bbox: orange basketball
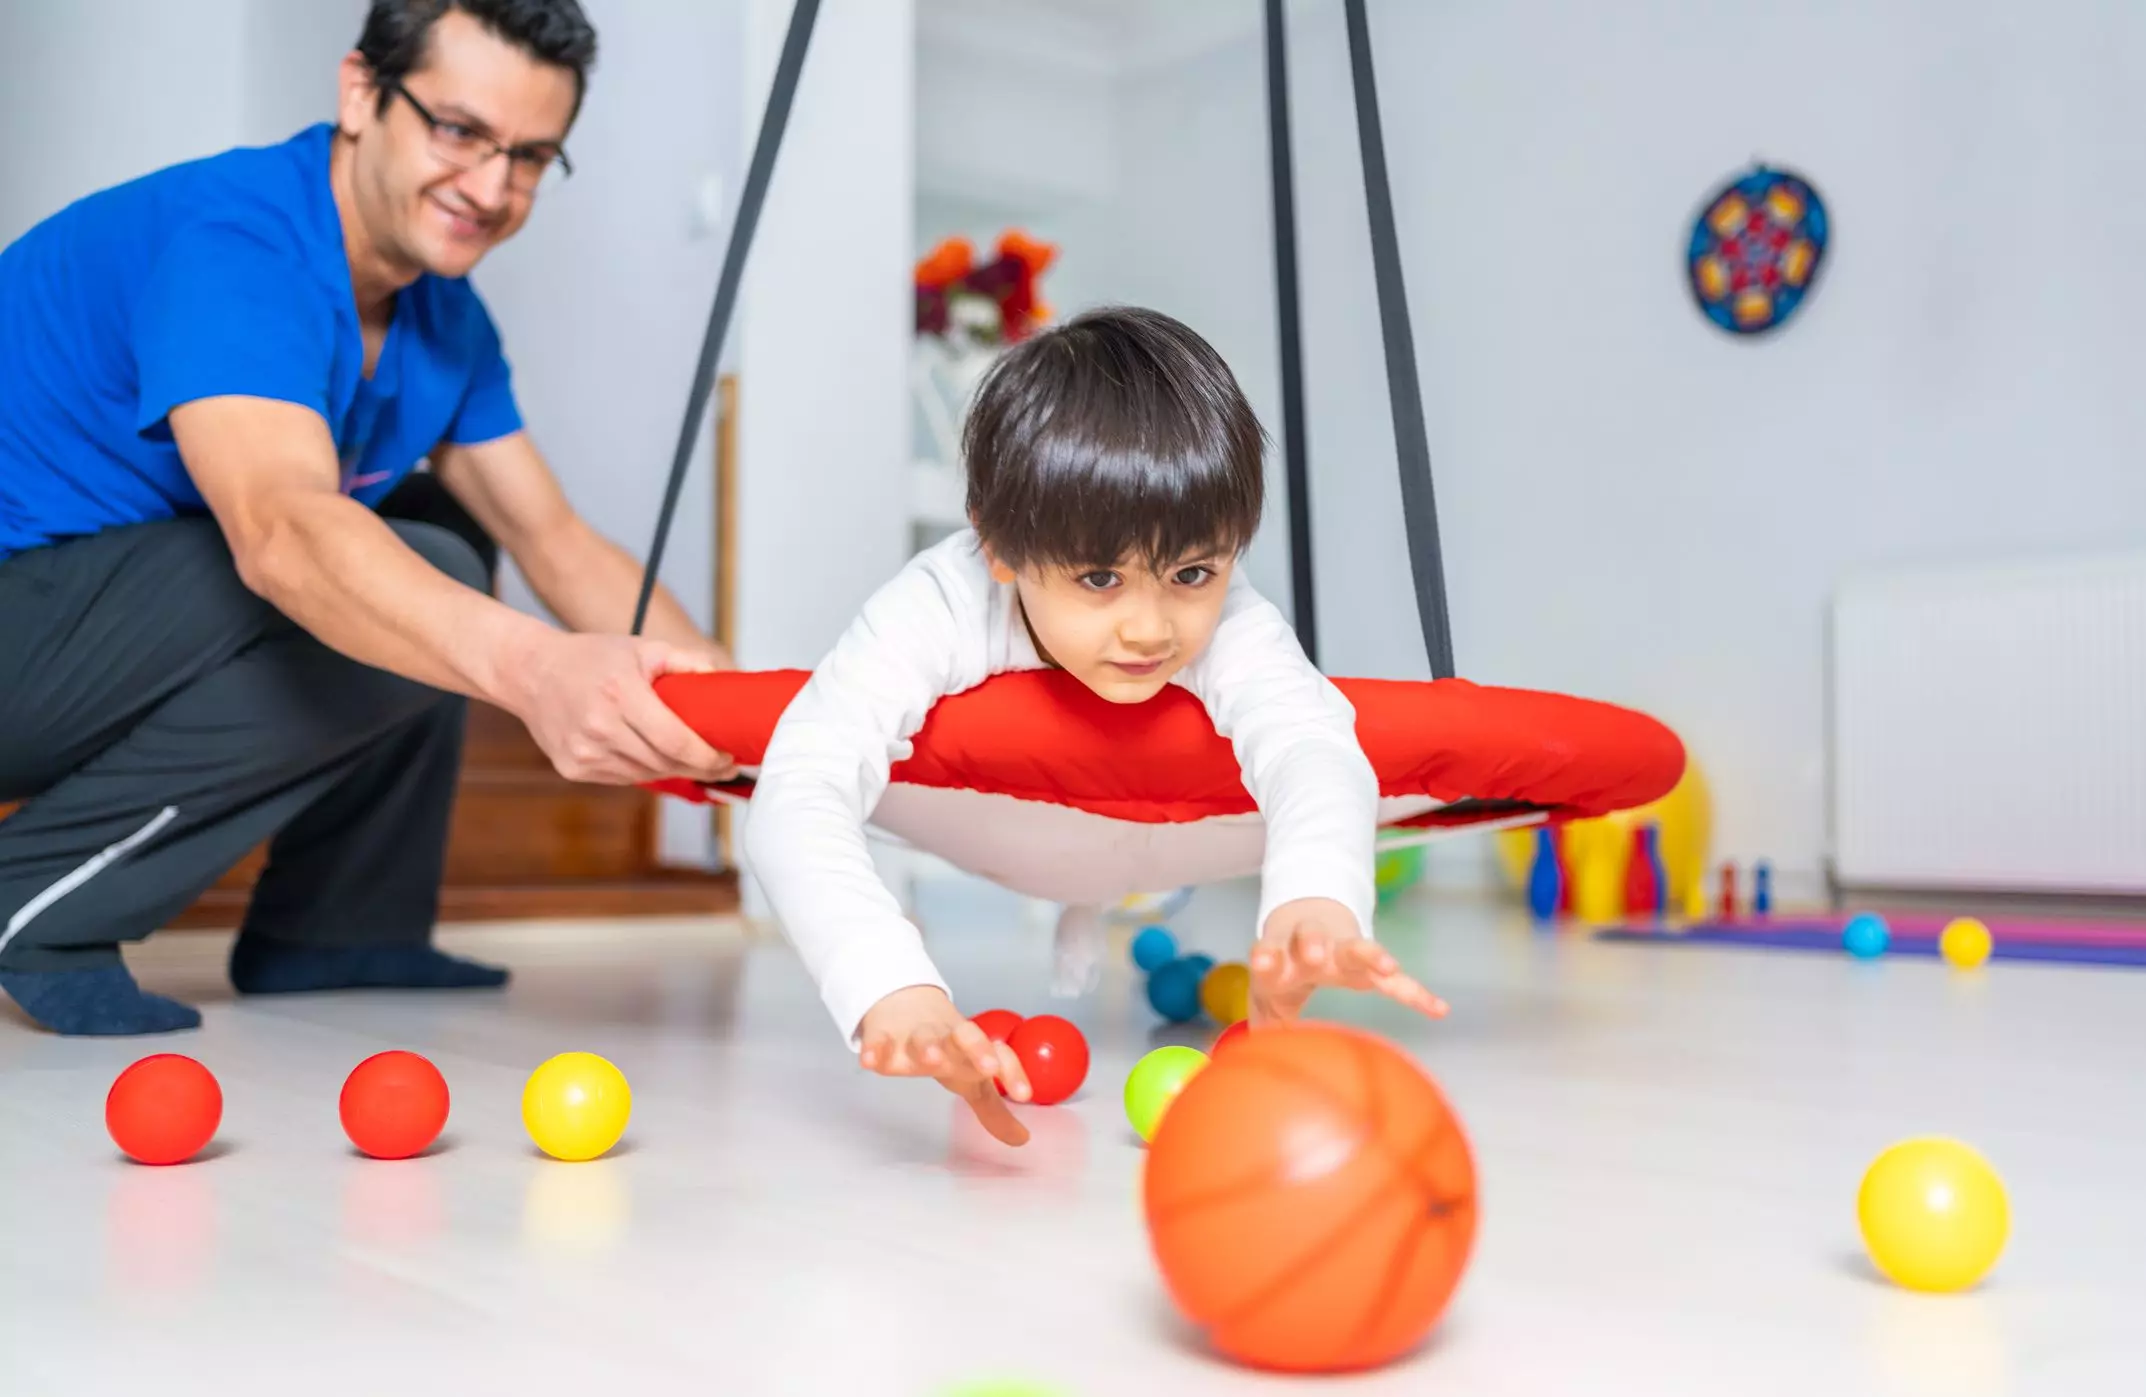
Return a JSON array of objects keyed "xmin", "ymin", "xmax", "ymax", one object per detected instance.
[{"xmin": 1141, "ymin": 1022, "xmax": 1477, "ymax": 1373}]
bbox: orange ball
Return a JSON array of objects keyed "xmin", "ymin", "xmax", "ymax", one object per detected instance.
[
  {"xmin": 106, "ymin": 1054, "xmax": 223, "ymax": 1166},
  {"xmin": 340, "ymin": 1050, "xmax": 451, "ymax": 1160},
  {"xmin": 1143, "ymin": 1023, "xmax": 1477, "ymax": 1373}
]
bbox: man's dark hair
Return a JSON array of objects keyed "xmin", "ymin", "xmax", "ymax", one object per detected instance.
[
  {"xmin": 357, "ymin": 1, "xmax": 598, "ymax": 118},
  {"xmin": 964, "ymin": 307, "xmax": 1267, "ymax": 573}
]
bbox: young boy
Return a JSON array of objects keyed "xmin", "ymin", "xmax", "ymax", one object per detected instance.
[{"xmin": 747, "ymin": 307, "xmax": 1443, "ymax": 1146}]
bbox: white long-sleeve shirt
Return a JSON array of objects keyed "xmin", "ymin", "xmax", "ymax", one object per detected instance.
[{"xmin": 746, "ymin": 530, "xmax": 1379, "ymax": 1044}]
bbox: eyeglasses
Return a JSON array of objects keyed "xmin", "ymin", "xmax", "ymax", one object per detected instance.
[{"xmin": 386, "ymin": 82, "xmax": 572, "ymax": 193}]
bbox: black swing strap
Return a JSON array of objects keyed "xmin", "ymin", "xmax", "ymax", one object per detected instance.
[
  {"xmin": 1341, "ymin": 0, "xmax": 1456, "ymax": 679},
  {"xmin": 632, "ymin": 0, "xmax": 822, "ymax": 635},
  {"xmin": 1263, "ymin": 0, "xmax": 1318, "ymax": 664}
]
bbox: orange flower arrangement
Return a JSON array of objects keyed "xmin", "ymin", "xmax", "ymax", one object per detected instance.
[{"xmin": 915, "ymin": 229, "xmax": 1057, "ymax": 344}]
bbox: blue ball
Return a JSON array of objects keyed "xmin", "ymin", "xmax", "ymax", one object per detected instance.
[
  {"xmin": 1146, "ymin": 958, "xmax": 1206, "ymax": 1022},
  {"xmin": 1180, "ymin": 953, "xmax": 1216, "ymax": 981},
  {"xmin": 1130, "ymin": 925, "xmax": 1179, "ymax": 973},
  {"xmin": 1843, "ymin": 913, "xmax": 1890, "ymax": 959}
]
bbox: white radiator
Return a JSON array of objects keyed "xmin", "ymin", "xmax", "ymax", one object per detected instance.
[{"xmin": 1829, "ymin": 553, "xmax": 2146, "ymax": 895}]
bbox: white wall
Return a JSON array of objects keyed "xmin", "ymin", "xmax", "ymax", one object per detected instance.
[
  {"xmin": 1103, "ymin": 0, "xmax": 2146, "ymax": 888},
  {"xmin": 467, "ymin": 0, "xmax": 747, "ymax": 867},
  {"xmin": 730, "ymin": 0, "xmax": 915, "ymax": 913},
  {"xmin": 0, "ymin": 0, "xmax": 370, "ymax": 248},
  {"xmin": 914, "ymin": 9, "xmax": 1113, "ymax": 212},
  {"xmin": 472, "ymin": 0, "xmax": 742, "ymax": 645},
  {"xmin": 0, "ymin": 0, "xmax": 251, "ymax": 245},
  {"xmin": 732, "ymin": 0, "xmax": 915, "ymax": 670},
  {"xmin": 244, "ymin": 0, "xmax": 369, "ymax": 144}
]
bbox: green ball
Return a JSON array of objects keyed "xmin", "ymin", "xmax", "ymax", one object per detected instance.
[{"xmin": 1124, "ymin": 1045, "xmax": 1211, "ymax": 1143}]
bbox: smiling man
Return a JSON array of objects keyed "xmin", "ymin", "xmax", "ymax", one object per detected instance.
[{"xmin": 0, "ymin": 0, "xmax": 736, "ymax": 1036}]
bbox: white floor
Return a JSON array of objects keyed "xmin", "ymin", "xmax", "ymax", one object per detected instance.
[{"xmin": 2, "ymin": 877, "xmax": 2142, "ymax": 1397}]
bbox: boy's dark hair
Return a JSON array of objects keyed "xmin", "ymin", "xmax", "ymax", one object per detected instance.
[
  {"xmin": 357, "ymin": 1, "xmax": 598, "ymax": 118},
  {"xmin": 964, "ymin": 307, "xmax": 1266, "ymax": 572}
]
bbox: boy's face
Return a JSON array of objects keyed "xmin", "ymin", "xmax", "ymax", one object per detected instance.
[{"xmin": 987, "ymin": 547, "xmax": 1235, "ymax": 704}]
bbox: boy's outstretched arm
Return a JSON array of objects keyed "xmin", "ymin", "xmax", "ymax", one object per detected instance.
[
  {"xmin": 746, "ymin": 560, "xmax": 1033, "ymax": 1143},
  {"xmin": 1182, "ymin": 578, "xmax": 1447, "ymax": 1024}
]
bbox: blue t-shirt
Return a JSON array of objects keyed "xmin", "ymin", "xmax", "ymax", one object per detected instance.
[{"xmin": 0, "ymin": 123, "xmax": 523, "ymax": 562}]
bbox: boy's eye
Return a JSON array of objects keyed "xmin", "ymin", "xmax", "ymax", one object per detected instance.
[
  {"xmin": 1174, "ymin": 565, "xmax": 1216, "ymax": 586},
  {"xmin": 1078, "ymin": 570, "xmax": 1121, "ymax": 591}
]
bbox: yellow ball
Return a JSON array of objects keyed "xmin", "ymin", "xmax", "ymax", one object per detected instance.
[
  {"xmin": 1198, "ymin": 961, "xmax": 1250, "ymax": 1025},
  {"xmin": 1857, "ymin": 1137, "xmax": 2009, "ymax": 1293},
  {"xmin": 522, "ymin": 1052, "xmax": 633, "ymax": 1162},
  {"xmin": 1940, "ymin": 918, "xmax": 1993, "ymax": 970}
]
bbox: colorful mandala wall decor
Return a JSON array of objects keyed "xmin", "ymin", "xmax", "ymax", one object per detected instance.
[{"xmin": 1686, "ymin": 165, "xmax": 1829, "ymax": 336}]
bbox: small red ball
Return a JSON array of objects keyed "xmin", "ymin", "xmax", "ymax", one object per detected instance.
[
  {"xmin": 975, "ymin": 1009, "xmax": 1026, "ymax": 1096},
  {"xmin": 339, "ymin": 1050, "xmax": 450, "ymax": 1160},
  {"xmin": 1008, "ymin": 1014, "xmax": 1090, "ymax": 1106},
  {"xmin": 106, "ymin": 1054, "xmax": 222, "ymax": 1166},
  {"xmin": 1212, "ymin": 1019, "xmax": 1252, "ymax": 1057}
]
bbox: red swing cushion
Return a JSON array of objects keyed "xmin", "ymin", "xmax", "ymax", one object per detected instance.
[{"xmin": 647, "ymin": 669, "xmax": 1682, "ymax": 828}]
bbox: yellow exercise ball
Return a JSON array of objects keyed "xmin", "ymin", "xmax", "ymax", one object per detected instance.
[
  {"xmin": 1857, "ymin": 1137, "xmax": 2010, "ymax": 1293},
  {"xmin": 1497, "ymin": 751, "xmax": 1711, "ymax": 923}
]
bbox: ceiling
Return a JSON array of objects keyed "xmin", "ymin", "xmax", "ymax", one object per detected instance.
[{"xmin": 916, "ymin": 0, "xmax": 1283, "ymax": 77}]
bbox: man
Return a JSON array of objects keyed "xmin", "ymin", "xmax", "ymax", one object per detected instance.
[{"xmin": 0, "ymin": 0, "xmax": 735, "ymax": 1037}]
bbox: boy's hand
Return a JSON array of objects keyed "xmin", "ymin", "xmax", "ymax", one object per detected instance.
[
  {"xmin": 1250, "ymin": 897, "xmax": 1449, "ymax": 1024},
  {"xmin": 857, "ymin": 985, "xmax": 1033, "ymax": 1147}
]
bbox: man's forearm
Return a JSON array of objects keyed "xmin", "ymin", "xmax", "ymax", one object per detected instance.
[
  {"xmin": 246, "ymin": 492, "xmax": 556, "ymax": 705},
  {"xmin": 515, "ymin": 519, "xmax": 726, "ymax": 658}
]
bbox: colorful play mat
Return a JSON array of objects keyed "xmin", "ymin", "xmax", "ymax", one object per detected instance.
[
  {"xmin": 1686, "ymin": 165, "xmax": 1829, "ymax": 335},
  {"xmin": 1597, "ymin": 914, "xmax": 2146, "ymax": 969}
]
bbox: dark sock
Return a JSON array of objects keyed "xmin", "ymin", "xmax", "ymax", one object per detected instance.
[
  {"xmin": 0, "ymin": 965, "xmax": 201, "ymax": 1036},
  {"xmin": 228, "ymin": 937, "xmax": 509, "ymax": 995}
]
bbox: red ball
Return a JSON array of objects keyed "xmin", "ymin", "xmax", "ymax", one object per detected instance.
[
  {"xmin": 974, "ymin": 1010, "xmax": 1026, "ymax": 1098},
  {"xmin": 1212, "ymin": 1019, "xmax": 1252, "ymax": 1057},
  {"xmin": 339, "ymin": 1050, "xmax": 451, "ymax": 1160},
  {"xmin": 1007, "ymin": 1014, "xmax": 1090, "ymax": 1106},
  {"xmin": 106, "ymin": 1054, "xmax": 222, "ymax": 1166}
]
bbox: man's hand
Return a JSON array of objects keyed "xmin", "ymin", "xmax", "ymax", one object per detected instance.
[
  {"xmin": 1250, "ymin": 897, "xmax": 1448, "ymax": 1025},
  {"xmin": 505, "ymin": 631, "xmax": 739, "ymax": 785},
  {"xmin": 663, "ymin": 635, "xmax": 735, "ymax": 673},
  {"xmin": 857, "ymin": 985, "xmax": 1033, "ymax": 1147}
]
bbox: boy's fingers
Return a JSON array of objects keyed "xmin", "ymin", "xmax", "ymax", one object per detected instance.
[
  {"xmin": 949, "ymin": 1021, "xmax": 1028, "ymax": 1100},
  {"xmin": 907, "ymin": 1023, "xmax": 954, "ymax": 1074},
  {"xmin": 963, "ymin": 1081, "xmax": 1032, "ymax": 1147},
  {"xmin": 1377, "ymin": 972, "xmax": 1449, "ymax": 1019},
  {"xmin": 1338, "ymin": 939, "xmax": 1400, "ymax": 978},
  {"xmin": 992, "ymin": 1043, "xmax": 1033, "ymax": 1102},
  {"xmin": 1251, "ymin": 982, "xmax": 1310, "ymax": 1024}
]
